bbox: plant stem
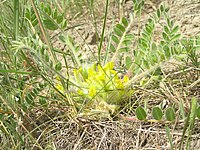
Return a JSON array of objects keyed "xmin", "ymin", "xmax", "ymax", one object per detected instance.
[
  {"xmin": 98, "ymin": 0, "xmax": 109, "ymax": 64},
  {"xmin": 14, "ymin": 0, "xmax": 19, "ymax": 40}
]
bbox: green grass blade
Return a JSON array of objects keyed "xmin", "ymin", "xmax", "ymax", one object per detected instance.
[
  {"xmin": 165, "ymin": 125, "xmax": 174, "ymax": 150},
  {"xmin": 0, "ymin": 69, "xmax": 31, "ymax": 74},
  {"xmin": 98, "ymin": 0, "xmax": 109, "ymax": 64},
  {"xmin": 14, "ymin": 0, "xmax": 19, "ymax": 40},
  {"xmin": 186, "ymin": 97, "xmax": 197, "ymax": 149}
]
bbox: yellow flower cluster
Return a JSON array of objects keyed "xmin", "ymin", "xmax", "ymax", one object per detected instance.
[
  {"xmin": 55, "ymin": 62, "xmax": 132, "ymax": 118},
  {"xmin": 74, "ymin": 62, "xmax": 129, "ymax": 98}
]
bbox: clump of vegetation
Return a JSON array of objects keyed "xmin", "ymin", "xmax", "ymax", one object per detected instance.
[{"xmin": 56, "ymin": 61, "xmax": 132, "ymax": 119}]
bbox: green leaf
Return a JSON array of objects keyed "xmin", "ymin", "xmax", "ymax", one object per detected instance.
[
  {"xmin": 190, "ymin": 97, "xmax": 198, "ymax": 123},
  {"xmin": 32, "ymin": 19, "xmax": 38, "ymax": 27},
  {"xmin": 21, "ymin": 103, "xmax": 28, "ymax": 112},
  {"xmin": 40, "ymin": 47, "xmax": 45, "ymax": 55},
  {"xmin": 125, "ymin": 34, "xmax": 134, "ymax": 40},
  {"xmin": 152, "ymin": 67, "xmax": 162, "ymax": 76},
  {"xmin": 50, "ymin": 60, "xmax": 53, "ymax": 67},
  {"xmin": 157, "ymin": 49, "xmax": 166, "ymax": 61},
  {"xmin": 171, "ymin": 25, "xmax": 179, "ymax": 34},
  {"xmin": 112, "ymin": 35, "xmax": 119, "ymax": 43},
  {"xmin": 53, "ymin": 9, "xmax": 58, "ymax": 19},
  {"xmin": 116, "ymin": 24, "xmax": 125, "ymax": 32},
  {"xmin": 150, "ymin": 52, "xmax": 158, "ymax": 63},
  {"xmin": 162, "ymin": 32, "xmax": 170, "ymax": 41},
  {"xmin": 25, "ymin": 9, "xmax": 31, "ymax": 19},
  {"xmin": 45, "ymin": 5, "xmax": 52, "ymax": 15},
  {"xmin": 142, "ymin": 32, "xmax": 150, "ymax": 40},
  {"xmin": 165, "ymin": 7, "xmax": 170, "ymax": 13},
  {"xmin": 157, "ymin": 9, "xmax": 161, "ymax": 18},
  {"xmin": 196, "ymin": 106, "xmax": 200, "ymax": 119},
  {"xmin": 152, "ymin": 12, "xmax": 159, "ymax": 22},
  {"xmin": 61, "ymin": 20, "xmax": 67, "ymax": 29},
  {"xmin": 136, "ymin": 106, "xmax": 147, "ymax": 120},
  {"xmin": 151, "ymin": 42, "xmax": 157, "ymax": 51},
  {"xmin": 139, "ymin": 37, "xmax": 148, "ymax": 44},
  {"xmin": 152, "ymin": 107, "xmax": 163, "ymax": 120},
  {"xmin": 135, "ymin": 9, "xmax": 142, "ymax": 16},
  {"xmin": 163, "ymin": 45, "xmax": 171, "ymax": 58},
  {"xmin": 141, "ymin": 41, "xmax": 148, "ymax": 49},
  {"xmin": 39, "ymin": 98, "xmax": 47, "ymax": 107},
  {"xmin": 55, "ymin": 62, "xmax": 62, "ymax": 71},
  {"xmin": 145, "ymin": 25, "xmax": 152, "ymax": 34},
  {"xmin": 45, "ymin": 54, "xmax": 49, "ymax": 62},
  {"xmin": 59, "ymin": 35, "xmax": 66, "ymax": 43},
  {"xmin": 165, "ymin": 126, "xmax": 174, "ymax": 149},
  {"xmin": 110, "ymin": 44, "xmax": 116, "ymax": 52},
  {"xmin": 57, "ymin": 15, "xmax": 64, "ymax": 24},
  {"xmin": 114, "ymin": 27, "xmax": 123, "ymax": 37},
  {"xmin": 164, "ymin": 26, "xmax": 170, "ymax": 35},
  {"xmin": 33, "ymin": 88, "xmax": 39, "ymax": 95},
  {"xmin": 39, "ymin": 83, "xmax": 44, "ymax": 88},
  {"xmin": 165, "ymin": 107, "xmax": 175, "ymax": 121},
  {"xmin": 31, "ymin": 14, "xmax": 37, "ymax": 21},
  {"xmin": 148, "ymin": 18, "xmax": 153, "ymax": 23},
  {"xmin": 30, "ymin": 91, "xmax": 37, "ymax": 97},
  {"xmin": 160, "ymin": 5, "xmax": 164, "ymax": 12},
  {"xmin": 171, "ymin": 34, "xmax": 181, "ymax": 41},
  {"xmin": 41, "ymin": 2, "xmax": 44, "ymax": 9},
  {"xmin": 170, "ymin": 20, "xmax": 174, "ymax": 27},
  {"xmin": 167, "ymin": 18, "xmax": 172, "ymax": 28},
  {"xmin": 179, "ymin": 101, "xmax": 186, "ymax": 119},
  {"xmin": 160, "ymin": 40, "xmax": 165, "ymax": 46},
  {"xmin": 142, "ymin": 58, "xmax": 150, "ymax": 69},
  {"xmin": 122, "ymin": 40, "xmax": 132, "ymax": 46},
  {"xmin": 26, "ymin": 94, "xmax": 34, "ymax": 105},
  {"xmin": 125, "ymin": 56, "xmax": 132, "ymax": 69},
  {"xmin": 119, "ymin": 47, "xmax": 130, "ymax": 52},
  {"xmin": 122, "ymin": 17, "xmax": 128, "ymax": 27},
  {"xmin": 43, "ymin": 19, "xmax": 58, "ymax": 30}
]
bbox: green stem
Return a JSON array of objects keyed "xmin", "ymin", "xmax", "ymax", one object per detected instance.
[
  {"xmin": 98, "ymin": 0, "xmax": 109, "ymax": 64},
  {"xmin": 14, "ymin": 0, "xmax": 19, "ymax": 40}
]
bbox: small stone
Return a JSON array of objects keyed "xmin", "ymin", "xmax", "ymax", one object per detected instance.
[{"xmin": 193, "ymin": 16, "xmax": 200, "ymax": 27}]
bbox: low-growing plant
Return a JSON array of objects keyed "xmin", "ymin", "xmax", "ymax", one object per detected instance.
[
  {"xmin": 56, "ymin": 61, "xmax": 133, "ymax": 119},
  {"xmin": 55, "ymin": 2, "xmax": 196, "ymax": 120}
]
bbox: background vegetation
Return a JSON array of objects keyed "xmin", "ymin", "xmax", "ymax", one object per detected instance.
[{"xmin": 0, "ymin": 0, "xmax": 199, "ymax": 149}]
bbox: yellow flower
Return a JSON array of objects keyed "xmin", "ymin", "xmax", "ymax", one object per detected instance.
[
  {"xmin": 123, "ymin": 75, "xmax": 129, "ymax": 83},
  {"xmin": 89, "ymin": 85, "xmax": 96, "ymax": 97},
  {"xmin": 56, "ymin": 84, "xmax": 64, "ymax": 92},
  {"xmin": 55, "ymin": 75, "xmax": 61, "ymax": 81},
  {"xmin": 115, "ymin": 79, "xmax": 124, "ymax": 89},
  {"xmin": 104, "ymin": 62, "xmax": 114, "ymax": 70},
  {"xmin": 88, "ymin": 67, "xmax": 96, "ymax": 77},
  {"xmin": 110, "ymin": 69, "xmax": 117, "ymax": 75},
  {"xmin": 78, "ymin": 89, "xmax": 84, "ymax": 95}
]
